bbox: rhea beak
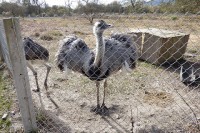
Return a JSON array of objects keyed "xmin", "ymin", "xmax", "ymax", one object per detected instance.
[
  {"xmin": 103, "ymin": 24, "xmax": 113, "ymax": 29},
  {"xmin": 107, "ymin": 24, "xmax": 113, "ymax": 28}
]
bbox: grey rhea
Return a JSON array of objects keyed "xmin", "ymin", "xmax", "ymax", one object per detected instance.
[
  {"xmin": 180, "ymin": 64, "xmax": 200, "ymax": 86},
  {"xmin": 56, "ymin": 20, "xmax": 137, "ymax": 115},
  {"xmin": 23, "ymin": 37, "xmax": 51, "ymax": 92}
]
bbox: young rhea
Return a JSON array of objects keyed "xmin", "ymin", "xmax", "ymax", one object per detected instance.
[
  {"xmin": 23, "ymin": 37, "xmax": 51, "ymax": 92},
  {"xmin": 56, "ymin": 20, "xmax": 137, "ymax": 115}
]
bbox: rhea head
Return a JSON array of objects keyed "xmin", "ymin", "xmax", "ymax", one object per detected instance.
[{"xmin": 93, "ymin": 20, "xmax": 112, "ymax": 35}]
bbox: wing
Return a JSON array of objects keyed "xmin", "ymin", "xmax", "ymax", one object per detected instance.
[
  {"xmin": 56, "ymin": 35, "xmax": 92, "ymax": 73},
  {"xmin": 102, "ymin": 33, "xmax": 138, "ymax": 74},
  {"xmin": 23, "ymin": 37, "xmax": 49, "ymax": 61}
]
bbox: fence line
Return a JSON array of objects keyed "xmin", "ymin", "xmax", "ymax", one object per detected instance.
[
  {"xmin": 0, "ymin": 20, "xmax": 12, "ymax": 74},
  {"xmin": 0, "ymin": 18, "xmax": 37, "ymax": 132},
  {"xmin": 0, "ymin": 14, "xmax": 200, "ymax": 132}
]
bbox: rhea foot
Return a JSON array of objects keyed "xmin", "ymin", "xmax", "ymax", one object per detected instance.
[
  {"xmin": 100, "ymin": 103, "xmax": 109, "ymax": 116},
  {"xmin": 91, "ymin": 105, "xmax": 101, "ymax": 114},
  {"xmin": 91, "ymin": 104, "xmax": 109, "ymax": 115},
  {"xmin": 32, "ymin": 88, "xmax": 40, "ymax": 92}
]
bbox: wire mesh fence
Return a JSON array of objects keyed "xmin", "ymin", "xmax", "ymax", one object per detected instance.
[
  {"xmin": 0, "ymin": 12, "xmax": 200, "ymax": 132},
  {"xmin": 0, "ymin": 18, "xmax": 37, "ymax": 132},
  {"xmin": 0, "ymin": 19, "xmax": 20, "ymax": 133}
]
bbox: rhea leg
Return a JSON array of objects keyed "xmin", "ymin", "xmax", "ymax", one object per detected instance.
[
  {"xmin": 96, "ymin": 81, "xmax": 100, "ymax": 108},
  {"xmin": 64, "ymin": 65, "xmax": 72, "ymax": 80},
  {"xmin": 91, "ymin": 81, "xmax": 101, "ymax": 113},
  {"xmin": 101, "ymin": 79, "xmax": 107, "ymax": 106},
  {"xmin": 26, "ymin": 62, "xmax": 40, "ymax": 92},
  {"xmin": 44, "ymin": 62, "xmax": 51, "ymax": 92},
  {"xmin": 101, "ymin": 79, "xmax": 109, "ymax": 115}
]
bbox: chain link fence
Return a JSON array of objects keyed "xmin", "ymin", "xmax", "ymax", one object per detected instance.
[
  {"xmin": 0, "ymin": 12, "xmax": 200, "ymax": 132},
  {"xmin": 0, "ymin": 18, "xmax": 21, "ymax": 133}
]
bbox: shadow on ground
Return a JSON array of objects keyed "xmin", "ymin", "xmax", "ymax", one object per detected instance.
[{"xmin": 36, "ymin": 109, "xmax": 72, "ymax": 133}]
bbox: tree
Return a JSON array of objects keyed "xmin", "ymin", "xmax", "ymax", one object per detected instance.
[
  {"xmin": 130, "ymin": 0, "xmax": 136, "ymax": 10},
  {"xmin": 65, "ymin": 0, "xmax": 73, "ymax": 16},
  {"xmin": 106, "ymin": 1, "xmax": 123, "ymax": 13},
  {"xmin": 122, "ymin": 0, "xmax": 140, "ymax": 9},
  {"xmin": 32, "ymin": 0, "xmax": 45, "ymax": 14},
  {"xmin": 75, "ymin": 0, "xmax": 101, "ymax": 24},
  {"xmin": 1, "ymin": 2, "xmax": 25, "ymax": 16},
  {"xmin": 121, "ymin": 0, "xmax": 145, "ymax": 13},
  {"xmin": 174, "ymin": 0, "xmax": 200, "ymax": 13}
]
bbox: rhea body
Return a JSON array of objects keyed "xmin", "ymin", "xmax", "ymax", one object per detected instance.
[
  {"xmin": 56, "ymin": 20, "xmax": 137, "ymax": 114},
  {"xmin": 23, "ymin": 37, "xmax": 51, "ymax": 92},
  {"xmin": 180, "ymin": 63, "xmax": 200, "ymax": 86}
]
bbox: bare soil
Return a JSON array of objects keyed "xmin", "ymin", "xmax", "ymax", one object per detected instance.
[{"xmin": 18, "ymin": 15, "xmax": 200, "ymax": 132}]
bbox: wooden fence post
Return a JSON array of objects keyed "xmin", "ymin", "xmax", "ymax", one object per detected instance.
[
  {"xmin": 0, "ymin": 43, "xmax": 4, "ymax": 62},
  {"xmin": 3, "ymin": 18, "xmax": 37, "ymax": 132}
]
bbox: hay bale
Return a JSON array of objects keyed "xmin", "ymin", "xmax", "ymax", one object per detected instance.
[{"xmin": 130, "ymin": 28, "xmax": 189, "ymax": 65}]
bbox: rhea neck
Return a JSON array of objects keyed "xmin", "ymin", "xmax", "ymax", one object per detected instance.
[{"xmin": 93, "ymin": 30, "xmax": 105, "ymax": 67}]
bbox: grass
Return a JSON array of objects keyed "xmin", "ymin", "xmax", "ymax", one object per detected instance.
[
  {"xmin": 0, "ymin": 70, "xmax": 12, "ymax": 132},
  {"xmin": 73, "ymin": 31, "xmax": 89, "ymax": 35},
  {"xmin": 171, "ymin": 16, "xmax": 178, "ymax": 21},
  {"xmin": 40, "ymin": 34, "xmax": 54, "ymax": 41},
  {"xmin": 48, "ymin": 30, "xmax": 63, "ymax": 37},
  {"xmin": 40, "ymin": 30, "xmax": 63, "ymax": 41}
]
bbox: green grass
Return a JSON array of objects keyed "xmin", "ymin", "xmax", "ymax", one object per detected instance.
[
  {"xmin": 0, "ymin": 70, "xmax": 12, "ymax": 132},
  {"xmin": 171, "ymin": 16, "xmax": 178, "ymax": 21}
]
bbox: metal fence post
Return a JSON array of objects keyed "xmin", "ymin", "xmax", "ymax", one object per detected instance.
[{"xmin": 3, "ymin": 18, "xmax": 37, "ymax": 132}]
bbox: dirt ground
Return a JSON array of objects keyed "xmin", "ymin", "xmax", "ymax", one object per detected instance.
[{"xmin": 18, "ymin": 15, "xmax": 200, "ymax": 132}]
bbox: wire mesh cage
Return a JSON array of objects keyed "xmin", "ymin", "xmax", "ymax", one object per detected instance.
[{"xmin": 0, "ymin": 10, "xmax": 200, "ymax": 133}]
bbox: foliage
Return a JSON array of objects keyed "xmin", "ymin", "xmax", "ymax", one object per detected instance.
[
  {"xmin": 0, "ymin": 2, "xmax": 25, "ymax": 16},
  {"xmin": 175, "ymin": 0, "xmax": 200, "ymax": 13},
  {"xmin": 0, "ymin": 0, "xmax": 199, "ymax": 18}
]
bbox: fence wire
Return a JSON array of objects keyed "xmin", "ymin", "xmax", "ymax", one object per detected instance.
[
  {"xmin": 0, "ymin": 19, "xmax": 24, "ymax": 133},
  {"xmin": 1, "ymin": 12, "xmax": 200, "ymax": 132}
]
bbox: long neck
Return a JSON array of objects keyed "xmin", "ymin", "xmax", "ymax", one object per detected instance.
[{"xmin": 94, "ymin": 32, "xmax": 105, "ymax": 67}]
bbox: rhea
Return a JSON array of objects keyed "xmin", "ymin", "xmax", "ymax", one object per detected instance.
[
  {"xmin": 23, "ymin": 37, "xmax": 51, "ymax": 92},
  {"xmin": 56, "ymin": 20, "xmax": 137, "ymax": 114},
  {"xmin": 180, "ymin": 64, "xmax": 200, "ymax": 86}
]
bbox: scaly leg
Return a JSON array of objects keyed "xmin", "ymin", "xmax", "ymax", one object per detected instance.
[
  {"xmin": 96, "ymin": 81, "xmax": 100, "ymax": 109},
  {"xmin": 91, "ymin": 81, "xmax": 101, "ymax": 114},
  {"xmin": 26, "ymin": 61, "xmax": 40, "ymax": 92},
  {"xmin": 64, "ymin": 65, "xmax": 71, "ymax": 80},
  {"xmin": 44, "ymin": 62, "xmax": 51, "ymax": 92},
  {"xmin": 101, "ymin": 79, "xmax": 109, "ymax": 115}
]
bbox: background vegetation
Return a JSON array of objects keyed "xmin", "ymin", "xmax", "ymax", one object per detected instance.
[{"xmin": 0, "ymin": 0, "xmax": 199, "ymax": 18}]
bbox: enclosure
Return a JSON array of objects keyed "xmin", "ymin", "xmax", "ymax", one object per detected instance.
[{"xmin": 0, "ymin": 13, "xmax": 200, "ymax": 133}]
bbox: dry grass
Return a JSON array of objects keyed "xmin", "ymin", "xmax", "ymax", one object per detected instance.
[{"xmin": 18, "ymin": 14, "xmax": 200, "ymax": 132}]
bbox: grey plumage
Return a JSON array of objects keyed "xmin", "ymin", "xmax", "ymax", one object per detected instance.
[
  {"xmin": 56, "ymin": 34, "xmax": 137, "ymax": 80},
  {"xmin": 24, "ymin": 37, "xmax": 49, "ymax": 61},
  {"xmin": 23, "ymin": 37, "xmax": 51, "ymax": 92},
  {"xmin": 56, "ymin": 20, "xmax": 137, "ymax": 114},
  {"xmin": 180, "ymin": 63, "xmax": 200, "ymax": 86},
  {"xmin": 56, "ymin": 36, "xmax": 91, "ymax": 73}
]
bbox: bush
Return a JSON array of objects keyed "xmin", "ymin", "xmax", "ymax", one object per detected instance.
[
  {"xmin": 34, "ymin": 32, "xmax": 40, "ymax": 37},
  {"xmin": 171, "ymin": 16, "xmax": 178, "ymax": 21},
  {"xmin": 40, "ymin": 34, "xmax": 53, "ymax": 41},
  {"xmin": 49, "ymin": 30, "xmax": 63, "ymax": 36}
]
